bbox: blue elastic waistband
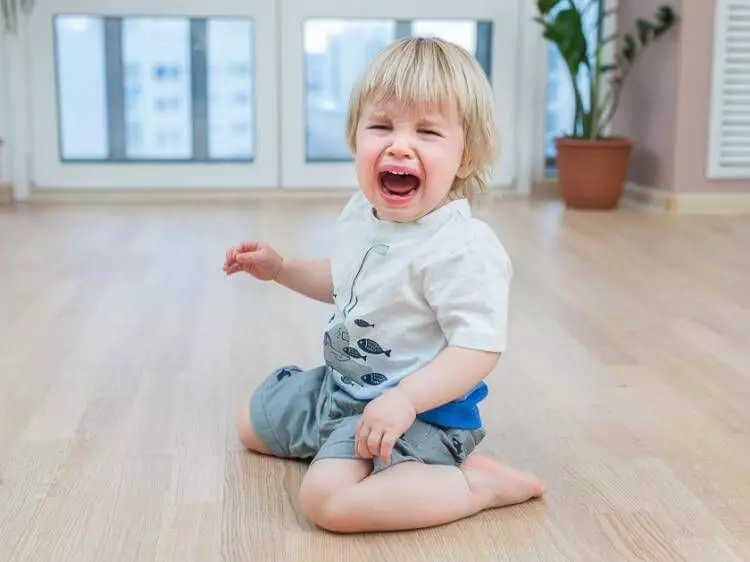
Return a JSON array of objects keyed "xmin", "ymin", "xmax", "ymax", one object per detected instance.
[{"xmin": 416, "ymin": 382, "xmax": 488, "ymax": 430}]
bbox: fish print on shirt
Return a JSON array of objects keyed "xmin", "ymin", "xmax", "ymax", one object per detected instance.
[
  {"xmin": 336, "ymin": 325, "xmax": 350, "ymax": 343},
  {"xmin": 357, "ymin": 339, "xmax": 391, "ymax": 357},
  {"xmin": 323, "ymin": 243, "xmax": 394, "ymax": 390},
  {"xmin": 361, "ymin": 373, "xmax": 387, "ymax": 386},
  {"xmin": 343, "ymin": 347, "xmax": 367, "ymax": 361}
]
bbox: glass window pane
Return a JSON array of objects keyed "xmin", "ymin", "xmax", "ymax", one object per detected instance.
[
  {"xmin": 122, "ymin": 18, "xmax": 192, "ymax": 159},
  {"xmin": 55, "ymin": 16, "xmax": 109, "ymax": 160},
  {"xmin": 305, "ymin": 20, "xmax": 396, "ymax": 162},
  {"xmin": 411, "ymin": 20, "xmax": 477, "ymax": 56},
  {"xmin": 545, "ymin": 3, "xmax": 601, "ymax": 166},
  {"xmin": 207, "ymin": 19, "xmax": 254, "ymax": 160},
  {"xmin": 546, "ymin": 44, "xmax": 572, "ymax": 162}
]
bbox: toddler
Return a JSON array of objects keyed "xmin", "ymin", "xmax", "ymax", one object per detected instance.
[{"xmin": 224, "ymin": 37, "xmax": 545, "ymax": 533}]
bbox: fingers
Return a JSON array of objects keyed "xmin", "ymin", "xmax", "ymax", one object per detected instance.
[
  {"xmin": 224, "ymin": 263, "xmax": 243, "ymax": 275},
  {"xmin": 355, "ymin": 420, "xmax": 398, "ymax": 464},
  {"xmin": 355, "ymin": 420, "xmax": 372, "ymax": 459},
  {"xmin": 366, "ymin": 430, "xmax": 384, "ymax": 459},
  {"xmin": 235, "ymin": 241, "xmax": 259, "ymax": 254},
  {"xmin": 379, "ymin": 432, "xmax": 398, "ymax": 465},
  {"xmin": 234, "ymin": 250, "xmax": 257, "ymax": 264},
  {"xmin": 223, "ymin": 248, "xmax": 235, "ymax": 270},
  {"xmin": 224, "ymin": 241, "xmax": 258, "ymax": 268}
]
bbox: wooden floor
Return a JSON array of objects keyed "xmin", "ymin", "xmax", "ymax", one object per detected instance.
[{"xmin": 1, "ymin": 198, "xmax": 749, "ymax": 561}]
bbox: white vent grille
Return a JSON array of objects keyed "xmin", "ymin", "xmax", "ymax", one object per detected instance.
[{"xmin": 707, "ymin": 0, "xmax": 750, "ymax": 179}]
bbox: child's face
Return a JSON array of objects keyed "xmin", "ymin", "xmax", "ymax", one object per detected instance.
[{"xmin": 354, "ymin": 98, "xmax": 468, "ymax": 223}]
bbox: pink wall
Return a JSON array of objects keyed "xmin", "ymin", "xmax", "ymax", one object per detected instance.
[
  {"xmin": 612, "ymin": 0, "xmax": 681, "ymax": 190},
  {"xmin": 613, "ymin": 0, "xmax": 750, "ymax": 192},
  {"xmin": 672, "ymin": 0, "xmax": 749, "ymax": 192}
]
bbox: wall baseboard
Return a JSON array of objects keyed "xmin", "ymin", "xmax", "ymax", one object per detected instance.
[
  {"xmin": 621, "ymin": 183, "xmax": 672, "ymax": 212},
  {"xmin": 23, "ymin": 185, "xmax": 520, "ymax": 206},
  {"xmin": 29, "ymin": 187, "xmax": 358, "ymax": 205},
  {"xmin": 0, "ymin": 182, "xmax": 12, "ymax": 204},
  {"xmin": 530, "ymin": 178, "xmax": 560, "ymax": 200},
  {"xmin": 623, "ymin": 183, "xmax": 750, "ymax": 215},
  {"xmin": 17, "ymin": 183, "xmax": 747, "ymax": 214}
]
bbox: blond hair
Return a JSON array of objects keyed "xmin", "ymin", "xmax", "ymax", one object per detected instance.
[{"xmin": 346, "ymin": 36, "xmax": 499, "ymax": 199}]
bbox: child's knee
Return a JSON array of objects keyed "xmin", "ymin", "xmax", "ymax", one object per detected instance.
[
  {"xmin": 300, "ymin": 485, "xmax": 355, "ymax": 533},
  {"xmin": 300, "ymin": 475, "xmax": 333, "ymax": 527},
  {"xmin": 299, "ymin": 459, "xmax": 369, "ymax": 533}
]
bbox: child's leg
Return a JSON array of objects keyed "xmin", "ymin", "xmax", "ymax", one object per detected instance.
[
  {"xmin": 236, "ymin": 365, "xmax": 328, "ymax": 459},
  {"xmin": 299, "ymin": 454, "xmax": 545, "ymax": 533},
  {"xmin": 236, "ymin": 403, "xmax": 271, "ymax": 455}
]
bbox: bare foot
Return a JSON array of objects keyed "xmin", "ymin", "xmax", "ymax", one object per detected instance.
[{"xmin": 461, "ymin": 453, "xmax": 546, "ymax": 511}]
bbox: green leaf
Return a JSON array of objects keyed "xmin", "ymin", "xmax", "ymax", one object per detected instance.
[
  {"xmin": 654, "ymin": 6, "xmax": 678, "ymax": 36},
  {"xmin": 622, "ymin": 34, "xmax": 636, "ymax": 63},
  {"xmin": 636, "ymin": 19, "xmax": 653, "ymax": 46},
  {"xmin": 537, "ymin": 0, "xmax": 562, "ymax": 16},
  {"xmin": 554, "ymin": 8, "xmax": 589, "ymax": 75}
]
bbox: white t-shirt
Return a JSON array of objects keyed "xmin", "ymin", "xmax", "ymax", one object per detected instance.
[{"xmin": 323, "ymin": 191, "xmax": 512, "ymax": 401}]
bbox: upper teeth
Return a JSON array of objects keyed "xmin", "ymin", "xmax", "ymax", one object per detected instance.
[{"xmin": 391, "ymin": 171, "xmax": 409, "ymax": 175}]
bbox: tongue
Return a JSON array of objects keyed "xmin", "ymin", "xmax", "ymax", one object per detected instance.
[{"xmin": 382, "ymin": 173, "xmax": 419, "ymax": 194}]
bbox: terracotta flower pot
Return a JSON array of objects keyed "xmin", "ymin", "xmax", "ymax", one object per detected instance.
[{"xmin": 555, "ymin": 137, "xmax": 633, "ymax": 210}]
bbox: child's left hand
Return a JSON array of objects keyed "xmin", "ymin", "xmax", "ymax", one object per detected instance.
[{"xmin": 355, "ymin": 387, "xmax": 416, "ymax": 464}]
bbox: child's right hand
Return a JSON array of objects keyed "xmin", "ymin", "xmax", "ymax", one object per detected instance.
[{"xmin": 223, "ymin": 241, "xmax": 284, "ymax": 281}]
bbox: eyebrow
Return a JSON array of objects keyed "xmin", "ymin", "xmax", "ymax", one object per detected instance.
[
  {"xmin": 368, "ymin": 111, "xmax": 389, "ymax": 121},
  {"xmin": 366, "ymin": 110, "xmax": 447, "ymax": 127},
  {"xmin": 416, "ymin": 116, "xmax": 447, "ymax": 127}
]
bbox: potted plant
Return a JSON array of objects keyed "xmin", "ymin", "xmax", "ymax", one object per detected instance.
[{"xmin": 535, "ymin": 1, "xmax": 678, "ymax": 209}]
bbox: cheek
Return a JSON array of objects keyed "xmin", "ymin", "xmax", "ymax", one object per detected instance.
[
  {"xmin": 424, "ymin": 143, "xmax": 463, "ymax": 178},
  {"xmin": 355, "ymin": 137, "xmax": 380, "ymax": 176}
]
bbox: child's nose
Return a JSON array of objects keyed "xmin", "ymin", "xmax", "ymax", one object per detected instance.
[{"xmin": 386, "ymin": 135, "xmax": 415, "ymax": 159}]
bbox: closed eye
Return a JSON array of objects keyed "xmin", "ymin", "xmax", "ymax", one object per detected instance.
[
  {"xmin": 419, "ymin": 129, "xmax": 442, "ymax": 137},
  {"xmin": 368, "ymin": 124, "xmax": 391, "ymax": 131}
]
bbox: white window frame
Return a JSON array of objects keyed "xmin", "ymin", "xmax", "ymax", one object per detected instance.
[
  {"xmin": 26, "ymin": 0, "xmax": 279, "ymax": 190},
  {"xmin": 278, "ymin": 0, "xmax": 520, "ymax": 189},
  {"xmin": 707, "ymin": 0, "xmax": 750, "ymax": 180},
  {"xmin": 1, "ymin": 0, "xmax": 567, "ymax": 199}
]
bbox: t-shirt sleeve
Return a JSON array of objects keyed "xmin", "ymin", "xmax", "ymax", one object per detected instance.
[{"xmin": 421, "ymin": 237, "xmax": 512, "ymax": 352}]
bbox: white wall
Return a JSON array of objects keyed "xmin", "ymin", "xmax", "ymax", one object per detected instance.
[
  {"xmin": 0, "ymin": 32, "xmax": 8, "ymax": 184},
  {"xmin": 1, "ymin": 24, "xmax": 32, "ymax": 199}
]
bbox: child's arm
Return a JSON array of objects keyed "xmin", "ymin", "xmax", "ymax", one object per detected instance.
[
  {"xmin": 355, "ymin": 236, "xmax": 511, "ymax": 463},
  {"xmin": 395, "ymin": 346, "xmax": 499, "ymax": 414},
  {"xmin": 355, "ymin": 347, "xmax": 498, "ymax": 463},
  {"xmin": 401, "ymin": 234, "xmax": 511, "ymax": 412},
  {"xmin": 225, "ymin": 241, "xmax": 334, "ymax": 304},
  {"xmin": 275, "ymin": 257, "xmax": 334, "ymax": 304}
]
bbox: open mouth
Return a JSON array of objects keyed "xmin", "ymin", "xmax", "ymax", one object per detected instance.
[{"xmin": 378, "ymin": 169, "xmax": 421, "ymax": 203}]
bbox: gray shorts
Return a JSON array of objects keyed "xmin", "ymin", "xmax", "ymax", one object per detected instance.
[{"xmin": 250, "ymin": 365, "xmax": 486, "ymax": 474}]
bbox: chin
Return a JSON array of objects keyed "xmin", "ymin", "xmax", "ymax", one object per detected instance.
[{"xmin": 376, "ymin": 207, "xmax": 418, "ymax": 223}]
